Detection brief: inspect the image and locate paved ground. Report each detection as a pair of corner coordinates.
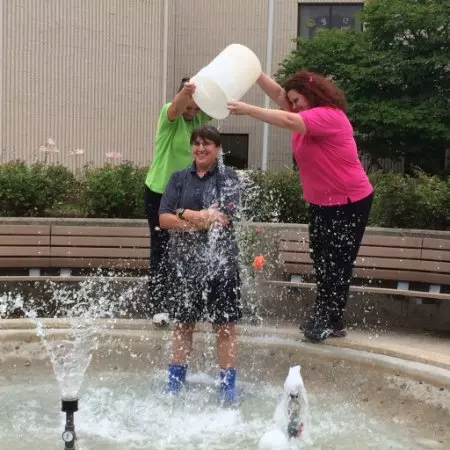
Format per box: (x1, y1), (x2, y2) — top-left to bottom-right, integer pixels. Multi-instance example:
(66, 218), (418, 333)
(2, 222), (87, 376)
(1, 318), (449, 371)
(233, 322), (450, 371)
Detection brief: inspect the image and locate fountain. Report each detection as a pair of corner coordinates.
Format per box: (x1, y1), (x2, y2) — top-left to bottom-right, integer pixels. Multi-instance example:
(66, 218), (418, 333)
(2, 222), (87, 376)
(0, 279), (138, 449)
(0, 176), (449, 449)
(1, 283), (450, 449)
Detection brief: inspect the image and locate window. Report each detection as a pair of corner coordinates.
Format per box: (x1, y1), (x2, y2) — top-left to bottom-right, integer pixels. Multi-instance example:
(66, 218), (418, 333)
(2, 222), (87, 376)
(298, 3), (363, 40)
(220, 134), (249, 170)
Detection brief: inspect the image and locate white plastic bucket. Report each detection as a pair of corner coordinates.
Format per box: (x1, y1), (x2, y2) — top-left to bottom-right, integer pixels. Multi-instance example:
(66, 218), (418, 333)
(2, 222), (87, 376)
(191, 44), (262, 120)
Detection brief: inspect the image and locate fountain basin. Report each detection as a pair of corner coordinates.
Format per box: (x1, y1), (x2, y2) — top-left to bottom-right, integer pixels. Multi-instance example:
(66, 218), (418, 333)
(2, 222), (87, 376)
(1, 320), (449, 449)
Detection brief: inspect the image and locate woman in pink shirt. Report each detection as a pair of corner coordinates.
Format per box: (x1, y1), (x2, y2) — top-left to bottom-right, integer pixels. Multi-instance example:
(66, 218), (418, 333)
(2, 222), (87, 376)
(227, 71), (373, 343)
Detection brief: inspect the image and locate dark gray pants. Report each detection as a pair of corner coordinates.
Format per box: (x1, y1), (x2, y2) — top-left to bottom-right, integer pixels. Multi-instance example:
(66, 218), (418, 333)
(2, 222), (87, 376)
(144, 186), (170, 314)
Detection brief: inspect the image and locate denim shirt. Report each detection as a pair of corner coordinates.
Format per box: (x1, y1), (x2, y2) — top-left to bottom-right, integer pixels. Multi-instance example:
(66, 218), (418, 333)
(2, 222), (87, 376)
(159, 162), (241, 281)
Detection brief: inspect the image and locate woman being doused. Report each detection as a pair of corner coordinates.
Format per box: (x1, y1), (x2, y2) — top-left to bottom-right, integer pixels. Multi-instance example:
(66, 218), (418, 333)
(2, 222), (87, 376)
(159, 125), (242, 404)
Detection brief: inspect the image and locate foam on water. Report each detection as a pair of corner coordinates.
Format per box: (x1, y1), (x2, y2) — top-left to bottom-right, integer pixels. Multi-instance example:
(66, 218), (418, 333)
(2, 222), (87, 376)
(0, 368), (441, 450)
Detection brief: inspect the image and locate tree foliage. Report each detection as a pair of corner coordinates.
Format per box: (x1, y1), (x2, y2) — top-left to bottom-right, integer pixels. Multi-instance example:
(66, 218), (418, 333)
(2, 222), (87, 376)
(276, 0), (450, 173)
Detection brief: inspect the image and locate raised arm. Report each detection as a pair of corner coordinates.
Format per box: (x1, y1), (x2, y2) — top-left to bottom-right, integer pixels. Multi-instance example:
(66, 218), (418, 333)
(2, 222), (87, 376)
(257, 73), (290, 111)
(167, 82), (196, 121)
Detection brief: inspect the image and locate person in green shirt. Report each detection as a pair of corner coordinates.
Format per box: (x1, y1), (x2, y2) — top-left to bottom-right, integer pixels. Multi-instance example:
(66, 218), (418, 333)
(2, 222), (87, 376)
(144, 77), (211, 324)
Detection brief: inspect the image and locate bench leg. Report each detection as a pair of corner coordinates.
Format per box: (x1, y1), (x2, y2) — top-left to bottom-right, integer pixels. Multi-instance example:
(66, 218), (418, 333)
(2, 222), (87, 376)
(29, 268), (41, 277)
(59, 268), (72, 277)
(397, 281), (410, 290)
(429, 284), (441, 294)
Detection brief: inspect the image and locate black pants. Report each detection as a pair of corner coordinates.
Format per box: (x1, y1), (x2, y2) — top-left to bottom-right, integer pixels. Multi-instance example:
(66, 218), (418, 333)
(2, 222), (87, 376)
(144, 186), (170, 313)
(308, 193), (373, 326)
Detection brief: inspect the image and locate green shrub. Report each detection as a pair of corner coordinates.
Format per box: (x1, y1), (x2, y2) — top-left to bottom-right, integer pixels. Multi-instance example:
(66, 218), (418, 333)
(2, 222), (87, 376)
(369, 172), (450, 230)
(0, 161), (76, 216)
(242, 170), (307, 223)
(82, 163), (146, 218)
(0, 162), (448, 230)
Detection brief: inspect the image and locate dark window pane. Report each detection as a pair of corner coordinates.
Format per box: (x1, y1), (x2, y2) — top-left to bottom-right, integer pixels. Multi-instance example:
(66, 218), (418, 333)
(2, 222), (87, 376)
(220, 134), (249, 170)
(298, 3), (363, 39)
(298, 5), (330, 40)
(331, 4), (363, 31)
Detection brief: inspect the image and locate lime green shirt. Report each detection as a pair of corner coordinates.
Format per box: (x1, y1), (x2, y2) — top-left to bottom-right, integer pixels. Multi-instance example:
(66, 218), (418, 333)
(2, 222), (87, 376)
(145, 103), (211, 194)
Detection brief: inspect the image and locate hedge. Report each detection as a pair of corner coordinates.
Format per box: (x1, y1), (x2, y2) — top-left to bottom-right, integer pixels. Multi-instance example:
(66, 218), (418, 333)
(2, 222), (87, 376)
(0, 162), (449, 230)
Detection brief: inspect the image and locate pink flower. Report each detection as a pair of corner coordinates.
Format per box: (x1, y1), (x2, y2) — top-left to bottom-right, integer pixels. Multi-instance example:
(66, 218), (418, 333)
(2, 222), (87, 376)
(105, 152), (122, 159)
(39, 137), (59, 153)
(69, 148), (85, 156)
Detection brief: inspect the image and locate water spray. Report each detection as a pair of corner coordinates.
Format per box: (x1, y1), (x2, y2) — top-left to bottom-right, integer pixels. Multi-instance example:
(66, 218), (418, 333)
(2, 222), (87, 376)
(61, 398), (78, 449)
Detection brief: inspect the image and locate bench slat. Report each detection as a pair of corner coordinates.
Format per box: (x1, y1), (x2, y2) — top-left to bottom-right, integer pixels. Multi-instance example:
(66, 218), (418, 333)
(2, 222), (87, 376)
(51, 226), (149, 237)
(0, 247), (50, 257)
(279, 241), (309, 252)
(280, 252), (421, 271)
(280, 241), (421, 259)
(361, 235), (422, 248)
(0, 257), (50, 268)
(278, 230), (309, 241)
(279, 230), (423, 248)
(51, 236), (149, 248)
(0, 236), (51, 246)
(0, 225), (50, 235)
(284, 263), (313, 274)
(283, 263), (450, 285)
(354, 268), (450, 285)
(422, 238), (450, 251)
(50, 257), (148, 269)
(0, 275), (147, 282)
(50, 247), (148, 259)
(418, 259), (450, 275)
(421, 249), (450, 263)
(265, 280), (450, 301)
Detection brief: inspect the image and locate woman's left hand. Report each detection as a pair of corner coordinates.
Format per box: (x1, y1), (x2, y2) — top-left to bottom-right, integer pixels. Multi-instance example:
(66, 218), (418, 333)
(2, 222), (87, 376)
(227, 100), (252, 116)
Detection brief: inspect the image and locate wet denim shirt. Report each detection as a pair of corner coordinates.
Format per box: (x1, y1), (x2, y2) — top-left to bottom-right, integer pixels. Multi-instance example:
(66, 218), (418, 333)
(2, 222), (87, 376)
(159, 162), (241, 280)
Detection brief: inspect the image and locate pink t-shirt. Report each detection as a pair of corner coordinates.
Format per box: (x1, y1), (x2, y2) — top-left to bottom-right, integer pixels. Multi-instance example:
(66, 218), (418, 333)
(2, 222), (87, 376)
(291, 106), (373, 206)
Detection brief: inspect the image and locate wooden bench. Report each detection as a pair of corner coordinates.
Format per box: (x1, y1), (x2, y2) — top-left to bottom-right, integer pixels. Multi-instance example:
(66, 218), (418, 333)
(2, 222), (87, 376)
(50, 226), (150, 275)
(0, 225), (51, 276)
(0, 225), (150, 282)
(267, 230), (450, 302)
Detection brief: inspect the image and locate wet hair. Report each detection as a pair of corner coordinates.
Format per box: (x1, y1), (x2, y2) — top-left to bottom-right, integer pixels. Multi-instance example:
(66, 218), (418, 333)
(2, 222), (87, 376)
(177, 76), (190, 93)
(190, 125), (221, 147)
(283, 71), (348, 112)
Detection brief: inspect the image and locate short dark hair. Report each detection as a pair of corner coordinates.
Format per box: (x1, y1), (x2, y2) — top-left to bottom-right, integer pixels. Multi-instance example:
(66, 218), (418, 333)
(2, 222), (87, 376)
(190, 125), (221, 147)
(177, 77), (190, 93)
(283, 71), (348, 112)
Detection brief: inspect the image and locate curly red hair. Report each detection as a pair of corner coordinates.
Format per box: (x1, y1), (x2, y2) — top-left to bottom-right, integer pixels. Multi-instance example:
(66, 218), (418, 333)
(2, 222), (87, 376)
(283, 71), (347, 112)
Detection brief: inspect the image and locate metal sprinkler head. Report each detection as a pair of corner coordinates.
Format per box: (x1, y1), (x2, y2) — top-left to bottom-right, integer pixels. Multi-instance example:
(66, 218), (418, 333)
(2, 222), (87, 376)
(61, 399), (78, 449)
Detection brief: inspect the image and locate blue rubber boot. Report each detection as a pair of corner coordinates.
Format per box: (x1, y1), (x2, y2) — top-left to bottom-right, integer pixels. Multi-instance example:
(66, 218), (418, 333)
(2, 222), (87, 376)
(219, 368), (237, 405)
(164, 364), (187, 394)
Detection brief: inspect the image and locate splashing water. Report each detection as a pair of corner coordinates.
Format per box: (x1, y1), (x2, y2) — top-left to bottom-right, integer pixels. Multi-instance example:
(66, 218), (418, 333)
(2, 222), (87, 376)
(0, 277), (145, 401)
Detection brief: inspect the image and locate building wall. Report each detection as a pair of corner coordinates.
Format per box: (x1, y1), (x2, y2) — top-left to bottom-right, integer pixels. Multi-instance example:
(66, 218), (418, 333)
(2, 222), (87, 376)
(1, 0), (166, 169)
(166, 0), (297, 171)
(1, 0), (384, 173)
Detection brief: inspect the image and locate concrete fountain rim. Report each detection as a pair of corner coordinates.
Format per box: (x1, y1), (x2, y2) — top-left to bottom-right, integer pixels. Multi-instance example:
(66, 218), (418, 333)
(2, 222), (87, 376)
(1, 318), (450, 388)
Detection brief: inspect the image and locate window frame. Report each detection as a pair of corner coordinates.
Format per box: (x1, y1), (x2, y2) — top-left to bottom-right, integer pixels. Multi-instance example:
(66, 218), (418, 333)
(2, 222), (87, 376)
(297, 2), (364, 38)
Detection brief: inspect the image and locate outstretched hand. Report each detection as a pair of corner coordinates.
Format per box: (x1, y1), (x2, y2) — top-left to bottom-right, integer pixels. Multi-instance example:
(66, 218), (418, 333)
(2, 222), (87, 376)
(227, 100), (252, 116)
(182, 82), (196, 96)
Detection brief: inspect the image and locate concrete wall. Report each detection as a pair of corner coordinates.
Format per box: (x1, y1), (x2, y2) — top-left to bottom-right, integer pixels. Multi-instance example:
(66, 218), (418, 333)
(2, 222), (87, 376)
(1, 0), (166, 169)
(166, 0), (297, 170)
(1, 0), (299, 171)
(1, 0), (403, 174)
